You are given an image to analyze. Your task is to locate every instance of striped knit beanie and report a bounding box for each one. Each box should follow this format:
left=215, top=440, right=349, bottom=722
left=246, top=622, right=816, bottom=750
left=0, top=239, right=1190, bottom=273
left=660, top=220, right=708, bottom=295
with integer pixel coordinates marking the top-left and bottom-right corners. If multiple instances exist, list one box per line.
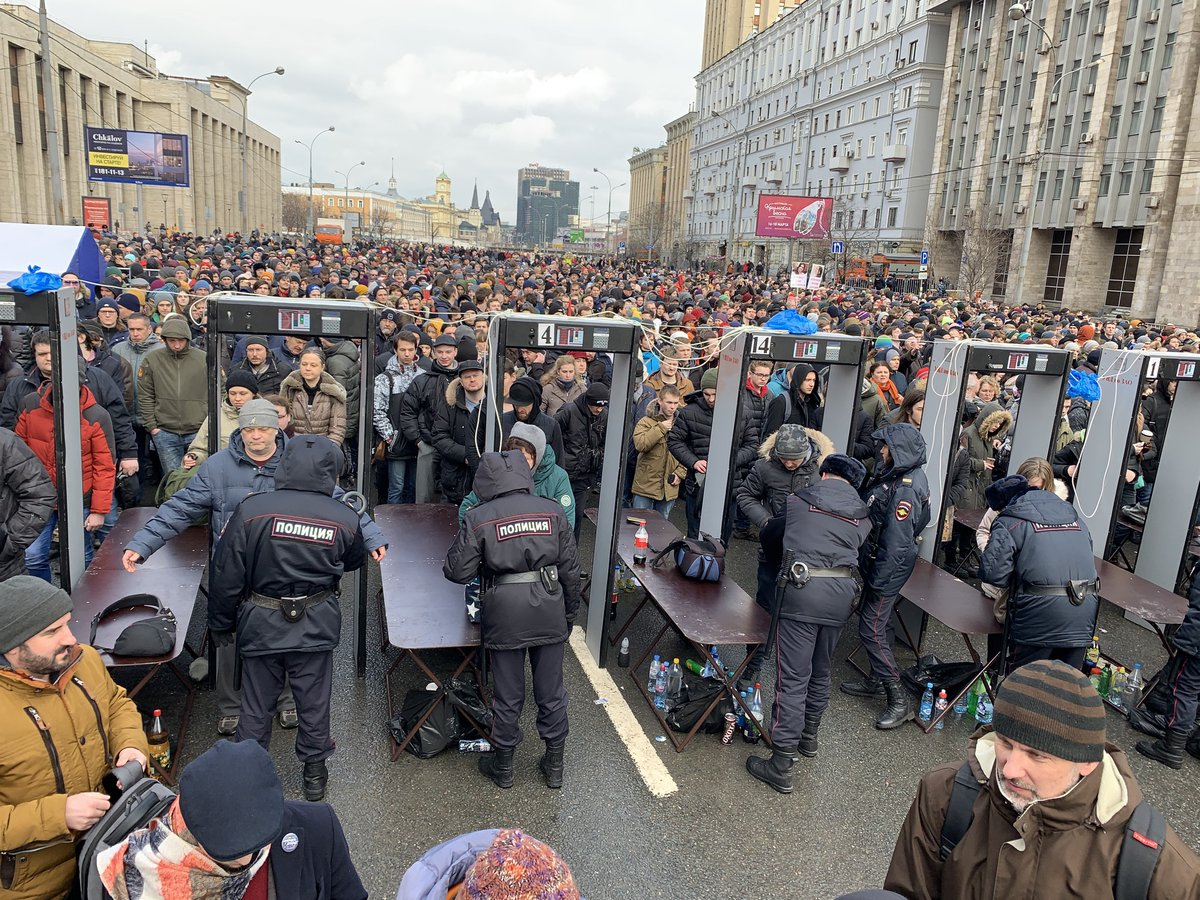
left=463, top=829, right=579, bottom=899
left=993, top=660, right=1106, bottom=763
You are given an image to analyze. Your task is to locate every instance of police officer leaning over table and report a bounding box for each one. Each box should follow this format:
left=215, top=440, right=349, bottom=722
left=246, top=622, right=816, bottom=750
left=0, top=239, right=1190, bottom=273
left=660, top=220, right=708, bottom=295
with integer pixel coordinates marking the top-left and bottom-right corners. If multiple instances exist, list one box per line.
left=208, top=434, right=368, bottom=803
left=444, top=450, right=582, bottom=791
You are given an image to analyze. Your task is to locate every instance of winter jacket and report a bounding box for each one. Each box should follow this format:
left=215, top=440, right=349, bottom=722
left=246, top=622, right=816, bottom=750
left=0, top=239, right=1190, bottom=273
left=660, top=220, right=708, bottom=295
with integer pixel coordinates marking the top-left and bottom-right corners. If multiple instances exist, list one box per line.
left=884, top=732, right=1200, bottom=900
left=944, top=443, right=973, bottom=510
left=862, top=423, right=931, bottom=597
left=978, top=488, right=1098, bottom=649
left=735, top=429, right=833, bottom=528
left=112, top=334, right=162, bottom=424
left=125, top=430, right=386, bottom=562
left=398, top=359, right=458, bottom=446
left=232, top=352, right=293, bottom=396
left=186, top=400, right=241, bottom=465
left=1140, top=380, right=1173, bottom=482
left=0, top=427, right=54, bottom=581
left=871, top=376, right=904, bottom=410
left=444, top=452, right=582, bottom=651
left=396, top=829, right=502, bottom=900
left=667, top=388, right=759, bottom=478
left=0, top=645, right=147, bottom=900
left=372, top=355, right=423, bottom=458
left=137, top=340, right=208, bottom=434
left=860, top=380, right=889, bottom=432
left=644, top=371, right=687, bottom=396
left=555, top=393, right=608, bottom=486
left=632, top=400, right=687, bottom=502
left=759, top=477, right=872, bottom=625
left=86, top=343, right=132, bottom=411
left=741, top=380, right=770, bottom=454
left=962, top=402, right=1014, bottom=509
left=0, top=365, right=135, bottom=462
left=279, top=370, right=348, bottom=445
left=209, top=436, right=367, bottom=656
left=1067, top=395, right=1092, bottom=434
left=466, top=378, right=566, bottom=475
left=432, top=377, right=483, bottom=506
left=540, top=375, right=584, bottom=417
left=322, top=340, right=361, bottom=439
left=1174, top=565, right=1200, bottom=658
left=459, top=444, right=575, bottom=529
left=762, top=363, right=823, bottom=437
left=16, top=384, right=116, bottom=516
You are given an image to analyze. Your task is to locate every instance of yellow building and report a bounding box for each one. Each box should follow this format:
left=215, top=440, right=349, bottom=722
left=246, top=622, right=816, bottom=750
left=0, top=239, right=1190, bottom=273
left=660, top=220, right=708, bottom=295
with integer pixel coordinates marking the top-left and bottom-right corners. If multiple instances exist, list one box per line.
left=663, top=111, right=695, bottom=262
left=627, top=146, right=668, bottom=257
left=415, top=172, right=499, bottom=244
left=701, top=0, right=804, bottom=68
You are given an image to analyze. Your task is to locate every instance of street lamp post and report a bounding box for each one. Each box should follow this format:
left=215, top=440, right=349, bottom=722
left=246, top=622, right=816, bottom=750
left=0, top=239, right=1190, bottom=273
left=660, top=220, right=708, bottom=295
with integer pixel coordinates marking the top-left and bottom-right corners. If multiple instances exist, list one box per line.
left=296, top=126, right=336, bottom=237
left=336, top=161, right=365, bottom=234
left=238, top=67, right=284, bottom=235
left=593, top=167, right=620, bottom=252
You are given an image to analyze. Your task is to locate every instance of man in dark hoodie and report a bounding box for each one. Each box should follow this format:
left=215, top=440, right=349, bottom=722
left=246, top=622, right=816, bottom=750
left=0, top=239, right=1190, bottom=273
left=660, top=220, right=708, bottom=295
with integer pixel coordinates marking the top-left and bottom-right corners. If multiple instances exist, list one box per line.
left=444, top=451, right=582, bottom=790
left=840, top=423, right=931, bottom=730
left=465, top=375, right=566, bottom=477
left=746, top=454, right=873, bottom=793
left=556, top=382, right=610, bottom=542
left=209, top=435, right=369, bottom=801
left=400, top=333, right=459, bottom=502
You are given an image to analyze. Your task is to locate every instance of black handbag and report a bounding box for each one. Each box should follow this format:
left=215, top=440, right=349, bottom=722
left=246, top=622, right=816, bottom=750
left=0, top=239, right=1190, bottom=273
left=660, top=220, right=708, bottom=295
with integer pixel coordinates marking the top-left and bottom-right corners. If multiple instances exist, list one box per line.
left=650, top=533, right=726, bottom=582
left=89, top=594, right=177, bottom=658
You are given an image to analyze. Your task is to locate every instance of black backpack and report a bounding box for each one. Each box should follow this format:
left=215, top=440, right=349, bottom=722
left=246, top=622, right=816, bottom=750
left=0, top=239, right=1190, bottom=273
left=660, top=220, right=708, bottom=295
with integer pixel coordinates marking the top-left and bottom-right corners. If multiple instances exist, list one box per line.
left=77, top=767, right=175, bottom=899
left=939, top=761, right=1165, bottom=900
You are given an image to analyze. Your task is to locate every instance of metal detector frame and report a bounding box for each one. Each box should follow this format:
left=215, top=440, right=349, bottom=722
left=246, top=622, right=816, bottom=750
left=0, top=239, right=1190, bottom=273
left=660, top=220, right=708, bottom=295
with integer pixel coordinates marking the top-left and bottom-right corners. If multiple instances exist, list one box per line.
left=918, top=340, right=1071, bottom=559
left=486, top=313, right=639, bottom=666
left=0, top=287, right=86, bottom=588
left=1074, top=349, right=1200, bottom=593
left=702, top=329, right=870, bottom=538
left=207, top=294, right=375, bottom=676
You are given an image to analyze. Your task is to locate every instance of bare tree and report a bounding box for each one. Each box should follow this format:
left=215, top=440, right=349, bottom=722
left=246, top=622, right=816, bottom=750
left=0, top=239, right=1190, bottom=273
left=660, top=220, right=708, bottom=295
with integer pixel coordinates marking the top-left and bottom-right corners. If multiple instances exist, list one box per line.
left=958, top=206, right=1013, bottom=301
left=923, top=206, right=955, bottom=288
left=628, top=201, right=669, bottom=259
left=368, top=205, right=394, bottom=241
left=281, top=193, right=308, bottom=234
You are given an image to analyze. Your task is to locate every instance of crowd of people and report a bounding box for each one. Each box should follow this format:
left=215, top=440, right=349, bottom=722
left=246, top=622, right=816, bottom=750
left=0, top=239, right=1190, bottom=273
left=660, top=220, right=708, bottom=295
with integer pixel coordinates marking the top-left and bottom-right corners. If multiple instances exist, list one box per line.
left=1, top=228, right=1199, bottom=898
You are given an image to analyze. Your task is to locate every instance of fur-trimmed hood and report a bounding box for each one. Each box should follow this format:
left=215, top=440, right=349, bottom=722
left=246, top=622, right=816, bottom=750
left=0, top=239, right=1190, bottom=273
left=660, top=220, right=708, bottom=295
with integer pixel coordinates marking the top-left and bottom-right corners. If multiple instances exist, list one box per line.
left=759, top=426, right=835, bottom=462
left=445, top=374, right=486, bottom=407
left=976, top=401, right=1013, bottom=441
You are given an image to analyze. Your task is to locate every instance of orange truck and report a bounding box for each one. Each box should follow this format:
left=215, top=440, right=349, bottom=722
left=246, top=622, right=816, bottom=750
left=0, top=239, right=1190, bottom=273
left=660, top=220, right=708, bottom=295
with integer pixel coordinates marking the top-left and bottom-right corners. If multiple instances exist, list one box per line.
left=315, top=217, right=344, bottom=245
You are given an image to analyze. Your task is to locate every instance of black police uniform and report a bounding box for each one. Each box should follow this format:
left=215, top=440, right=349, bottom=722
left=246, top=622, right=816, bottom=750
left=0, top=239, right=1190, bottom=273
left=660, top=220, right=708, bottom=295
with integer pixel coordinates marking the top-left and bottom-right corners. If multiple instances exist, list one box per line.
left=444, top=451, right=582, bottom=789
left=209, top=435, right=367, bottom=798
left=843, top=424, right=930, bottom=729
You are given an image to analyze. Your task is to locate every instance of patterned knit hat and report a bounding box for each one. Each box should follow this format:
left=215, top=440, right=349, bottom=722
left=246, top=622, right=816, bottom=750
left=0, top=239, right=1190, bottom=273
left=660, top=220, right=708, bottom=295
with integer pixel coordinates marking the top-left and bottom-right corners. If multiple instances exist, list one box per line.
left=462, top=829, right=580, bottom=900
left=993, top=660, right=1106, bottom=763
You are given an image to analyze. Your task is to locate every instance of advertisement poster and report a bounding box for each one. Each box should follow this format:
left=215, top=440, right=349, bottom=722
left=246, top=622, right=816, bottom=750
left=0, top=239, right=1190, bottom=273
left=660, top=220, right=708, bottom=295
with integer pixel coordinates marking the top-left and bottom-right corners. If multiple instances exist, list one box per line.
left=80, top=196, right=111, bottom=230
left=755, top=195, right=833, bottom=239
left=85, top=127, right=190, bottom=187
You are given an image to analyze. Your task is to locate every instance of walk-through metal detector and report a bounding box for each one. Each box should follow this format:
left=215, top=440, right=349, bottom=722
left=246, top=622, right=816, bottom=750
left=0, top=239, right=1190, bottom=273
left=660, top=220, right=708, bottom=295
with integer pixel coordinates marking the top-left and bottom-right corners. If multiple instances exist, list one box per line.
left=208, top=294, right=375, bottom=676
left=0, top=286, right=86, bottom=587
left=1074, top=349, right=1200, bottom=592
left=486, top=313, right=639, bottom=666
left=702, top=329, right=870, bottom=538
left=919, top=340, right=1071, bottom=559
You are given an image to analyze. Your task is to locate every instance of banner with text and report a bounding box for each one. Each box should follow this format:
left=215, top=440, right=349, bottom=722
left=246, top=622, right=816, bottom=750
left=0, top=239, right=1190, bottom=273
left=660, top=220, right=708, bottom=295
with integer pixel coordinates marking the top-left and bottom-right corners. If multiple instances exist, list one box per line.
left=80, top=196, right=111, bottom=230
left=755, top=195, right=833, bottom=239
left=85, top=127, right=190, bottom=187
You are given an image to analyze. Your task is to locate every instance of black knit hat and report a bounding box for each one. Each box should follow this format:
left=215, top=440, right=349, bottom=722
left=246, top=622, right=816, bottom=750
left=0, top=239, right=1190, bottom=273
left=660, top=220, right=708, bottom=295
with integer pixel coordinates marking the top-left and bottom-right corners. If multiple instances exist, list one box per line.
left=224, top=369, right=259, bottom=396
left=993, top=660, right=1106, bottom=763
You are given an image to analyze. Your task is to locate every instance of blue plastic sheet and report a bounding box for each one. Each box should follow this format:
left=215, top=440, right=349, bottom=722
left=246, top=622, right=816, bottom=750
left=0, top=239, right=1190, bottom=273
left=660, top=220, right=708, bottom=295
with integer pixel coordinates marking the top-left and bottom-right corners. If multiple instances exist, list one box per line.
left=1066, top=368, right=1100, bottom=402
left=6, top=266, right=62, bottom=295
left=762, top=309, right=818, bottom=335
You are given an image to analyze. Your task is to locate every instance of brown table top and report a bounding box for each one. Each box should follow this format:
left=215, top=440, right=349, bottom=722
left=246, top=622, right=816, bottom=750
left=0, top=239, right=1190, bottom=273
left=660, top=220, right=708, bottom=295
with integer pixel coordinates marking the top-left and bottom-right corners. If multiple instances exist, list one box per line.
left=592, top=508, right=768, bottom=645
left=953, top=508, right=986, bottom=531
left=376, top=504, right=479, bottom=650
left=902, top=559, right=1003, bottom=636
left=1095, top=558, right=1187, bottom=626
left=90, top=507, right=208, bottom=571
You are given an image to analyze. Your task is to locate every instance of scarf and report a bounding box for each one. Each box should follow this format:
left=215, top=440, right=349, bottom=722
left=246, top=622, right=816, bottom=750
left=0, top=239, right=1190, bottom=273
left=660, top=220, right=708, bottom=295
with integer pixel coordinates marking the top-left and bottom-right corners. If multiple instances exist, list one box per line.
left=98, top=799, right=269, bottom=900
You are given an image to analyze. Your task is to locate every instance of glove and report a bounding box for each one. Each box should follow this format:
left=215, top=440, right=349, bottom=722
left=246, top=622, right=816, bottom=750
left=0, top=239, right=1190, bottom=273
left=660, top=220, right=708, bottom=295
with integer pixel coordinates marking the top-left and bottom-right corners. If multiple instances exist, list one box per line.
left=211, top=630, right=236, bottom=648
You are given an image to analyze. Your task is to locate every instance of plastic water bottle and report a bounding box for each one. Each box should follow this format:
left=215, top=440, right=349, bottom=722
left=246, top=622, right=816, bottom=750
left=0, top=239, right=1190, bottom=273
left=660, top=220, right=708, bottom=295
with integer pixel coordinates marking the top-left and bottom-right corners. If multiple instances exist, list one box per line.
left=666, top=659, right=683, bottom=706
left=647, top=655, right=661, bottom=694
left=750, top=683, right=765, bottom=739
left=953, top=689, right=969, bottom=719
left=933, top=690, right=949, bottom=731
left=975, top=689, right=993, bottom=725
left=918, top=682, right=935, bottom=723
left=1110, top=667, right=1128, bottom=710
left=700, top=655, right=715, bottom=679
left=653, top=663, right=668, bottom=709
left=736, top=691, right=748, bottom=729
left=1126, top=663, right=1145, bottom=710
left=710, top=646, right=724, bottom=673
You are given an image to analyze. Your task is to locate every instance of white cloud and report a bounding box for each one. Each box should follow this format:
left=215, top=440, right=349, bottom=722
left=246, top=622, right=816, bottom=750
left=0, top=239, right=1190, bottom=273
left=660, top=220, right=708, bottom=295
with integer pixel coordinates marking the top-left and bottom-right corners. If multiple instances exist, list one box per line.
left=472, top=114, right=557, bottom=146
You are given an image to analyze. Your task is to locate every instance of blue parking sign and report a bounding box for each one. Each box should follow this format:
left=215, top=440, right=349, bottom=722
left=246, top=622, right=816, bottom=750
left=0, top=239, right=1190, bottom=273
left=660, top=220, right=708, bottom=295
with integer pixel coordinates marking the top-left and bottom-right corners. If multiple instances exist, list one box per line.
left=920, top=249, right=929, bottom=265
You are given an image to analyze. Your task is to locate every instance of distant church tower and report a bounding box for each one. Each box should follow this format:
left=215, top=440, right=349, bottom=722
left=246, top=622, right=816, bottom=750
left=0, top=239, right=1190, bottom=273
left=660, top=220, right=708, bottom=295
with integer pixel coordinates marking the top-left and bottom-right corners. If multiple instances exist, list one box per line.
left=435, top=171, right=452, bottom=206
left=386, top=158, right=398, bottom=197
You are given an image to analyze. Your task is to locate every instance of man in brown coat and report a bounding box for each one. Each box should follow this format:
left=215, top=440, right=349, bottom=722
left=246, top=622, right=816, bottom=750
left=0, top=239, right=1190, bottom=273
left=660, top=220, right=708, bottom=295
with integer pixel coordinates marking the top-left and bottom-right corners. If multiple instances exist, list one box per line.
left=885, top=660, right=1200, bottom=900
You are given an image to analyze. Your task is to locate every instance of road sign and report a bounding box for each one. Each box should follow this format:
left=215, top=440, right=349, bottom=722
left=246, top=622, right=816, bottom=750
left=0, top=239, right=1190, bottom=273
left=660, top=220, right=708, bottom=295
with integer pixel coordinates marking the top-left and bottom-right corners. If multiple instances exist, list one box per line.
left=618, top=241, right=626, bottom=250
left=831, top=240, right=845, bottom=254
left=920, top=249, right=929, bottom=265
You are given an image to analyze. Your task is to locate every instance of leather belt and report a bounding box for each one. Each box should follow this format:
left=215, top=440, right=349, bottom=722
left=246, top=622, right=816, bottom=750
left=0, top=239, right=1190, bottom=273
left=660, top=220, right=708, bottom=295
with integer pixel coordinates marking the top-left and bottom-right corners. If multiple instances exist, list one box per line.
left=249, top=589, right=333, bottom=623
left=493, top=566, right=558, bottom=586
left=1020, top=580, right=1100, bottom=597
left=788, top=562, right=855, bottom=587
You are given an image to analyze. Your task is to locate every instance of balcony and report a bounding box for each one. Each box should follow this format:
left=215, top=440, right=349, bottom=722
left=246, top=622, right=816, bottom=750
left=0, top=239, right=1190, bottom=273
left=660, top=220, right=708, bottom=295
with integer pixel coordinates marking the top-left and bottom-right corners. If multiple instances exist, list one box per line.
left=765, top=171, right=783, bottom=185
left=883, top=143, right=908, bottom=162
left=682, top=189, right=695, bottom=200
left=742, top=178, right=759, bottom=190
left=828, top=157, right=850, bottom=173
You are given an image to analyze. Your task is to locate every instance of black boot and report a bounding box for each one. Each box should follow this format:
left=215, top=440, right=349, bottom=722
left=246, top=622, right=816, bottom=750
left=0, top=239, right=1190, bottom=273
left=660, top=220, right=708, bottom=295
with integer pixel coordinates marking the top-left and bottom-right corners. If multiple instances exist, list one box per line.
left=538, top=741, right=565, bottom=789
left=302, top=760, right=328, bottom=802
left=1136, top=727, right=1188, bottom=769
left=840, top=675, right=885, bottom=697
left=746, top=749, right=796, bottom=794
left=479, top=747, right=515, bottom=789
left=875, top=681, right=913, bottom=730
left=1187, top=728, right=1200, bottom=761
left=736, top=669, right=761, bottom=693
left=798, top=719, right=820, bottom=758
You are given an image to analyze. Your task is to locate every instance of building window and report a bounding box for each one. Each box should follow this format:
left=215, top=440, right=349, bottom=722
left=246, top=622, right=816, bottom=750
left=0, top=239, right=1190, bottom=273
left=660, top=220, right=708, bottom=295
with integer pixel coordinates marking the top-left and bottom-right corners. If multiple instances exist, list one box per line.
left=1141, top=161, right=1155, bottom=192
left=1108, top=106, right=1122, bottom=138
left=1163, top=32, right=1176, bottom=67
left=1044, top=229, right=1072, bottom=304
left=908, top=40, right=918, bottom=62
left=1070, top=166, right=1083, bottom=199
left=868, top=135, right=876, bottom=156
left=1099, top=163, right=1112, bottom=195
left=874, top=208, right=882, bottom=228
left=8, top=44, right=23, bottom=145
left=1117, top=44, right=1131, bottom=78
left=1128, top=99, right=1143, bottom=135
left=902, top=86, right=913, bottom=107
left=1118, top=161, right=1134, bottom=195
left=1105, top=228, right=1143, bottom=308
left=993, top=231, right=1014, bottom=297
left=1150, top=95, right=1166, bottom=132
left=1037, top=171, right=1048, bottom=200
left=1060, top=114, right=1073, bottom=146
left=1053, top=169, right=1065, bottom=200
left=887, top=207, right=898, bottom=226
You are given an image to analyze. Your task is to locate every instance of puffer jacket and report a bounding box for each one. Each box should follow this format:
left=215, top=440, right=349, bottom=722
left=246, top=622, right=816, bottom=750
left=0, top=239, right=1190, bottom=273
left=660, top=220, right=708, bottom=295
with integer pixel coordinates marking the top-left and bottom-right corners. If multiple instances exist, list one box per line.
left=962, top=402, right=1013, bottom=509
left=631, top=400, right=687, bottom=502
left=0, top=427, right=54, bottom=581
left=978, top=488, right=1098, bottom=648
left=432, top=377, right=482, bottom=506
left=759, top=477, right=872, bottom=625
left=372, top=355, right=423, bottom=455
left=395, top=830, right=503, bottom=900
left=322, top=340, right=361, bottom=439
left=460, top=444, right=575, bottom=529
left=0, top=366, right=134, bottom=463
left=667, top=388, right=758, bottom=475
left=186, top=400, right=240, bottom=464
left=16, top=384, right=115, bottom=516
left=540, top=375, right=585, bottom=417
left=735, top=428, right=834, bottom=528
left=884, top=731, right=1200, bottom=900
left=762, top=363, right=824, bottom=437
left=280, top=370, right=348, bottom=445
left=860, top=379, right=889, bottom=432
left=398, top=359, right=458, bottom=446
left=137, top=340, right=208, bottom=433
left=0, top=646, right=147, bottom=900
left=862, top=423, right=931, bottom=597
left=444, top=452, right=582, bottom=651
left=86, top=343, right=132, bottom=411
left=555, top=393, right=608, bottom=485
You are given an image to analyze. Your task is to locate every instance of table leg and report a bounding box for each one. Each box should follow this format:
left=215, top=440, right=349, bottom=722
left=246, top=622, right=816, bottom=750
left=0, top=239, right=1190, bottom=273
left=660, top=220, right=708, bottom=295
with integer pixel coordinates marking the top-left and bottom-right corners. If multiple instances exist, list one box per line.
left=608, top=593, right=651, bottom=647
left=386, top=648, right=482, bottom=761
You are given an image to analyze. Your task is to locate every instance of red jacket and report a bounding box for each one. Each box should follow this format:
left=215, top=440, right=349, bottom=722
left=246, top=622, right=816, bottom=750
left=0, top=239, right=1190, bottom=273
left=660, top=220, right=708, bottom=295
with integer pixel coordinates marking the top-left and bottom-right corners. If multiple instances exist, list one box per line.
left=16, top=384, right=116, bottom=515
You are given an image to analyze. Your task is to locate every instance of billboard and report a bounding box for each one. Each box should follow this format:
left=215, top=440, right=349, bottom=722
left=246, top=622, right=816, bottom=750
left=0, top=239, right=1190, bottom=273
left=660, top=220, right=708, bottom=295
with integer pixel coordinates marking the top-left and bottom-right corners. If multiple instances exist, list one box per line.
left=755, top=195, right=833, bottom=239
left=80, top=196, right=111, bottom=230
left=85, top=126, right=190, bottom=187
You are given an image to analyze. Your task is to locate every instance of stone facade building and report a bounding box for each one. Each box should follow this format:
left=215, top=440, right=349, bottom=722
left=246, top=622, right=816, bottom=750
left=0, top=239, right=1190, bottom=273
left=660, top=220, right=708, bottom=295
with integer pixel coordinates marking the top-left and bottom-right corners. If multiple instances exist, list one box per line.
left=664, top=110, right=696, bottom=263
left=627, top=145, right=668, bottom=256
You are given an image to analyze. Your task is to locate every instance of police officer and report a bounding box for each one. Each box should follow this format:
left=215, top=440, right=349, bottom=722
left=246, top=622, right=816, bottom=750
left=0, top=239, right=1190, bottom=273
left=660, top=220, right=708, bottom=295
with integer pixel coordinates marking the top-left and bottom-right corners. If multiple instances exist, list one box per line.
left=747, top=454, right=873, bottom=794
left=208, top=434, right=368, bottom=802
left=444, top=450, right=582, bottom=790
left=840, top=423, right=931, bottom=730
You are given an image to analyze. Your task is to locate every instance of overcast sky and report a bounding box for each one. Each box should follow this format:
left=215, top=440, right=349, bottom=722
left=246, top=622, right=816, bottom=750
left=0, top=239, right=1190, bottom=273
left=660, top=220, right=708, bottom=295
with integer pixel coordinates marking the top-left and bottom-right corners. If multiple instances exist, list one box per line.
left=49, top=0, right=703, bottom=226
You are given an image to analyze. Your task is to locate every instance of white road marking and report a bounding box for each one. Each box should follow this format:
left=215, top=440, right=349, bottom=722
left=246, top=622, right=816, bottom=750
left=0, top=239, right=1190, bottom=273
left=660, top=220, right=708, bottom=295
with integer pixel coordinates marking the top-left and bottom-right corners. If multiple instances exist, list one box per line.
left=568, top=626, right=678, bottom=798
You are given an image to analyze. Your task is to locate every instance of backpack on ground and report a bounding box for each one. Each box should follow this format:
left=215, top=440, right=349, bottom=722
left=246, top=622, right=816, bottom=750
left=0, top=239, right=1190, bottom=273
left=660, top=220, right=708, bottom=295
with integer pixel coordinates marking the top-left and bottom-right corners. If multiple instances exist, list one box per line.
left=77, top=765, right=175, bottom=899
left=939, top=760, right=1165, bottom=900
